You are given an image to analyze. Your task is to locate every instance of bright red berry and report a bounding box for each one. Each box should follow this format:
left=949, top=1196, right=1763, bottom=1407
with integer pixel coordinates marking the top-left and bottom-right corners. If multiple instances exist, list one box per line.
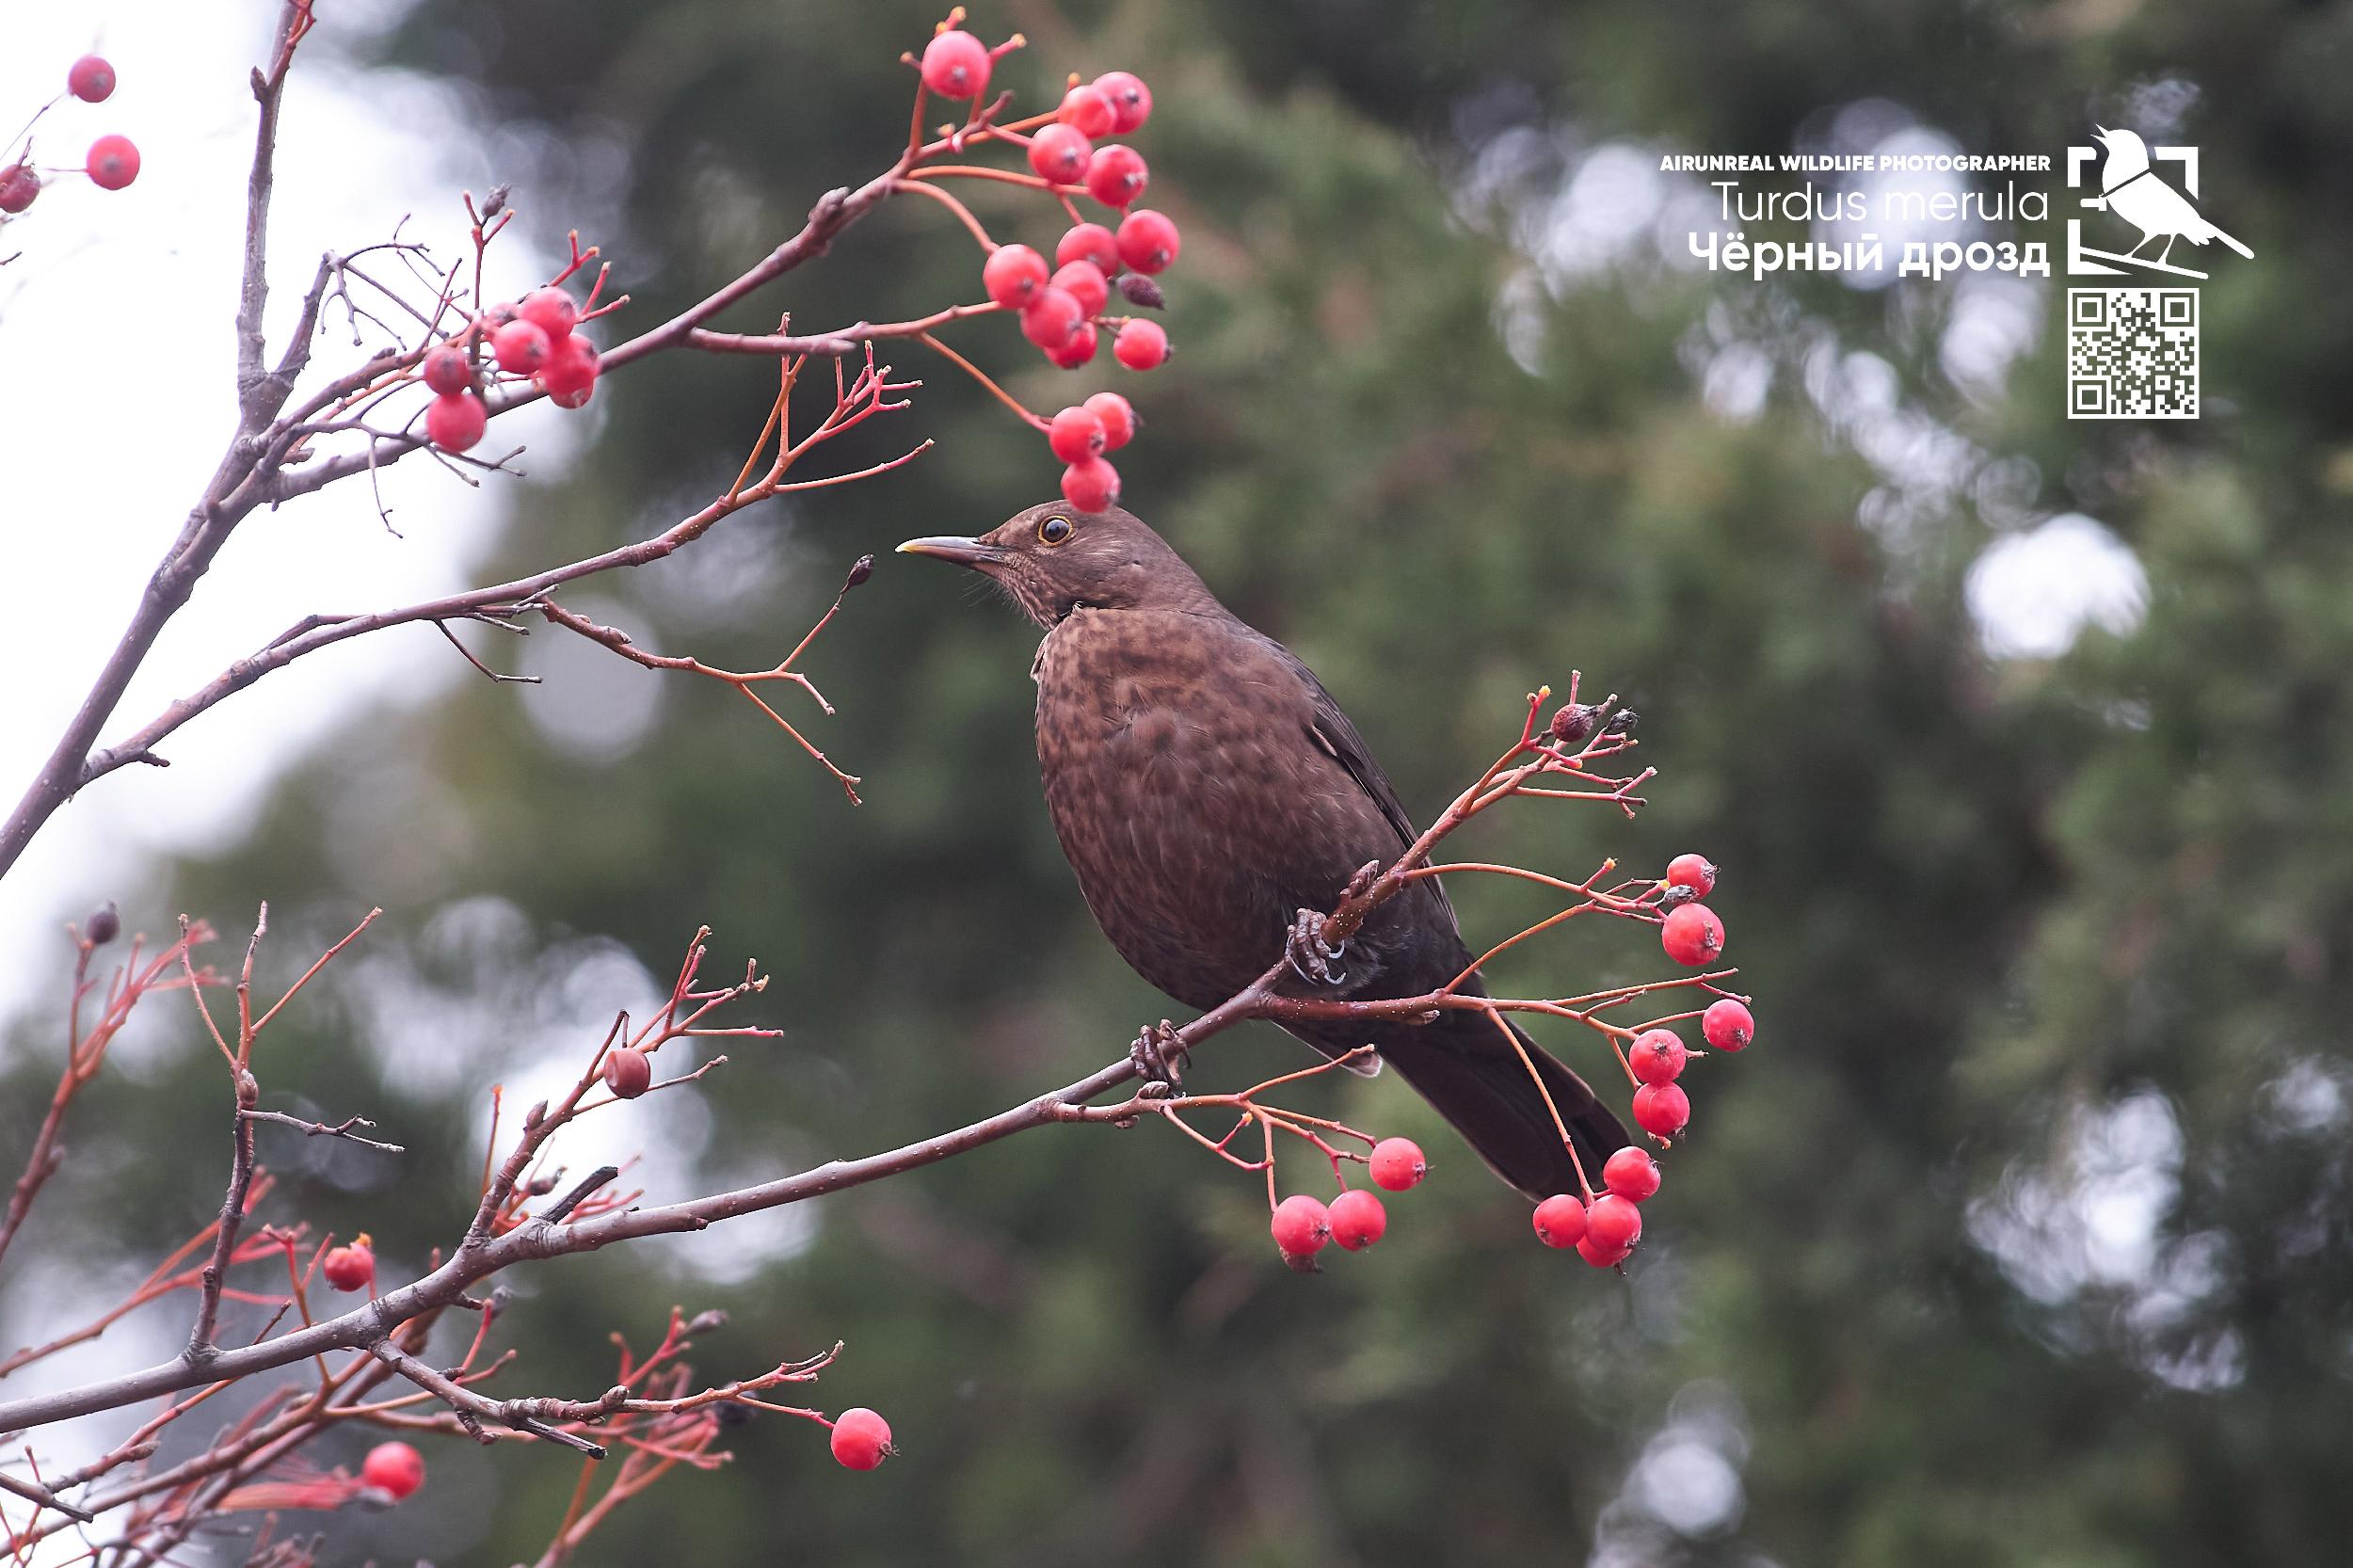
left=982, top=244, right=1048, bottom=310
left=86, top=135, right=139, bottom=191
left=1113, top=318, right=1168, bottom=370
left=517, top=287, right=579, bottom=340
left=1051, top=259, right=1109, bottom=317
left=1270, top=1193, right=1332, bottom=1256
left=829, top=1408, right=893, bottom=1470
left=602, top=1047, right=652, bottom=1098
left=492, top=318, right=552, bottom=375
left=1020, top=285, right=1084, bottom=350
left=1084, top=392, right=1136, bottom=451
left=1056, top=222, right=1120, bottom=276
left=1666, top=853, right=1718, bottom=896
left=539, top=334, right=600, bottom=407
left=1632, top=1081, right=1691, bottom=1139
left=1048, top=405, right=1107, bottom=463
left=1115, top=209, right=1180, bottom=274
left=1627, top=1028, right=1686, bottom=1085
left=1060, top=455, right=1120, bottom=512
left=1060, top=84, right=1116, bottom=137
left=1047, top=321, right=1098, bottom=368
left=424, top=391, right=486, bottom=452
left=1660, top=903, right=1724, bottom=967
left=1368, top=1137, right=1428, bottom=1192
left=1586, top=1192, right=1642, bottom=1254
left=1027, top=122, right=1093, bottom=184
left=322, top=1239, right=375, bottom=1292
left=920, top=28, right=991, bottom=100
left=422, top=345, right=473, bottom=395
left=1702, top=998, right=1753, bottom=1051
left=1328, top=1189, right=1387, bottom=1251
left=1577, top=1231, right=1633, bottom=1269
left=68, top=56, right=118, bottom=104
left=1603, top=1146, right=1662, bottom=1203
left=1084, top=144, right=1148, bottom=208
left=0, top=165, right=39, bottom=216
left=1532, top=1193, right=1587, bottom=1248
left=1093, top=71, right=1153, bottom=133
left=360, top=1441, right=424, bottom=1500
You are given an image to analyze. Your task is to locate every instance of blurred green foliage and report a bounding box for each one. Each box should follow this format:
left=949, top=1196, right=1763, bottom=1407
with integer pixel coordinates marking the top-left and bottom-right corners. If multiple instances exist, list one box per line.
left=6, top=0, right=2351, bottom=1563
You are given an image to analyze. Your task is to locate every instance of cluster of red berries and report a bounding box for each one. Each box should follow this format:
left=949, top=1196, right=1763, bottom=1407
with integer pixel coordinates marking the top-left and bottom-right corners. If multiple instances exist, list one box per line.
left=360, top=1441, right=425, bottom=1501
left=0, top=55, right=140, bottom=217
left=924, top=20, right=1179, bottom=514
left=1658, top=853, right=1727, bottom=968
left=321, top=1235, right=376, bottom=1293
left=418, top=286, right=600, bottom=453
left=829, top=1407, right=893, bottom=1470
left=1266, top=1136, right=1430, bottom=1267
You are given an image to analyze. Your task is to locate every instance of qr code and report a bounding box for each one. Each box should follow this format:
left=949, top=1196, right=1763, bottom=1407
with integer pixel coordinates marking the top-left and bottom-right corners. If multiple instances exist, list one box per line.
left=2067, top=288, right=2198, bottom=419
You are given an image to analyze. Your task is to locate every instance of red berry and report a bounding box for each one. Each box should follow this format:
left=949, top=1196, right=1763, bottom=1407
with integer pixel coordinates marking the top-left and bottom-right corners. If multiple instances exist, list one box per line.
left=492, top=319, right=552, bottom=375
left=0, top=165, right=40, bottom=216
left=539, top=334, right=600, bottom=407
left=1059, top=84, right=1116, bottom=137
left=1603, top=1146, right=1661, bottom=1203
left=920, top=28, right=991, bottom=100
left=1084, top=145, right=1148, bottom=208
left=1112, top=319, right=1168, bottom=371
left=1532, top=1193, right=1588, bottom=1248
left=1051, top=259, right=1109, bottom=317
left=1577, top=1232, right=1633, bottom=1269
left=1368, top=1137, right=1428, bottom=1192
left=1027, top=123, right=1093, bottom=184
left=1084, top=392, right=1136, bottom=451
left=1270, top=1193, right=1332, bottom=1256
left=1627, top=1028, right=1686, bottom=1085
left=322, top=1240, right=375, bottom=1293
left=68, top=56, right=118, bottom=104
left=983, top=243, right=1049, bottom=309
left=86, top=135, right=139, bottom=191
left=1093, top=71, right=1153, bottom=133
left=1702, top=998, right=1753, bottom=1051
left=422, top=345, right=473, bottom=395
left=360, top=1441, right=424, bottom=1500
left=1586, top=1192, right=1642, bottom=1254
left=1048, top=405, right=1106, bottom=463
left=1060, top=456, right=1120, bottom=512
left=1046, top=321, right=1098, bottom=369
left=1328, top=1189, right=1387, bottom=1251
left=1115, top=209, right=1181, bottom=274
left=1632, top=1081, right=1691, bottom=1139
left=829, top=1407, right=892, bottom=1470
left=1666, top=853, right=1718, bottom=896
left=1660, top=903, right=1725, bottom=967
left=1020, top=285, right=1084, bottom=350
left=602, top=1047, right=652, bottom=1098
left=1056, top=222, right=1120, bottom=276
left=424, top=391, right=487, bottom=452
left=517, top=287, right=579, bottom=340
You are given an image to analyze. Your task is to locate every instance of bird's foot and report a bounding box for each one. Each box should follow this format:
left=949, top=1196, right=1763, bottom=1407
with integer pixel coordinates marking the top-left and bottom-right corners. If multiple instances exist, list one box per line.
left=1129, top=1018, right=1188, bottom=1089
left=1286, top=908, right=1349, bottom=986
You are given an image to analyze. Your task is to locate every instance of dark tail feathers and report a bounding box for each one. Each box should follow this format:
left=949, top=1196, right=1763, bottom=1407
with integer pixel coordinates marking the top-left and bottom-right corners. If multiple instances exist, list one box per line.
left=1378, top=1011, right=1628, bottom=1202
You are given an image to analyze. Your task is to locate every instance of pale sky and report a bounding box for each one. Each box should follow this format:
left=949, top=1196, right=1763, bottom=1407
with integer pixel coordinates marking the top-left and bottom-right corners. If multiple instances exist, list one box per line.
left=0, top=1, right=574, bottom=1021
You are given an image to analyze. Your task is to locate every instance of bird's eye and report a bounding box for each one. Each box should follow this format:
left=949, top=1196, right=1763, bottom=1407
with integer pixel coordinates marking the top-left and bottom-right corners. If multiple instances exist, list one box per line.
left=1038, top=515, right=1074, bottom=546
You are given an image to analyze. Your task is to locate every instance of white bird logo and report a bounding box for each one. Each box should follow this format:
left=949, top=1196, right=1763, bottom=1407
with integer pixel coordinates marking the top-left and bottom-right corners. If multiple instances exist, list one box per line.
left=2082, top=127, right=2253, bottom=270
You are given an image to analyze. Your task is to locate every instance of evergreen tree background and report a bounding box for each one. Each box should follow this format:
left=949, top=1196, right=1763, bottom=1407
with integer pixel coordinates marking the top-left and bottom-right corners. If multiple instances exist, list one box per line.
left=5, top=1, right=2349, bottom=1562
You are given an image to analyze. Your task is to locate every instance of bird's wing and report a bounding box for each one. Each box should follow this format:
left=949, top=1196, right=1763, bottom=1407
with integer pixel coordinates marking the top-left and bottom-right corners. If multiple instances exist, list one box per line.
left=1259, top=638, right=1418, bottom=853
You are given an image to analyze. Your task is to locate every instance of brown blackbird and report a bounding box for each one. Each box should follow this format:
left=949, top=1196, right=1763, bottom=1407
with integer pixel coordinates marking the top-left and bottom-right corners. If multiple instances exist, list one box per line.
left=899, top=502, right=1627, bottom=1199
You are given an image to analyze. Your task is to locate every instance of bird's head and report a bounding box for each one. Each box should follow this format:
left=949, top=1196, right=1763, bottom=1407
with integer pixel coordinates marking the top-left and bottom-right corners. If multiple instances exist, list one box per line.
left=2092, top=126, right=2151, bottom=162
left=897, top=502, right=1219, bottom=630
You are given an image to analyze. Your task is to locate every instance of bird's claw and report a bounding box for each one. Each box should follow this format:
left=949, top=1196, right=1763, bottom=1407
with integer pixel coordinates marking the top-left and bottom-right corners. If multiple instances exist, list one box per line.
left=1129, top=1018, right=1188, bottom=1088
left=1287, top=909, right=1348, bottom=986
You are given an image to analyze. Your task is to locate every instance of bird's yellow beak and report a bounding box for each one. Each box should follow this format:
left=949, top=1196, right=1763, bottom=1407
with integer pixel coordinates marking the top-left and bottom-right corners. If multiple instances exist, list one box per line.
left=895, top=536, right=1005, bottom=568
